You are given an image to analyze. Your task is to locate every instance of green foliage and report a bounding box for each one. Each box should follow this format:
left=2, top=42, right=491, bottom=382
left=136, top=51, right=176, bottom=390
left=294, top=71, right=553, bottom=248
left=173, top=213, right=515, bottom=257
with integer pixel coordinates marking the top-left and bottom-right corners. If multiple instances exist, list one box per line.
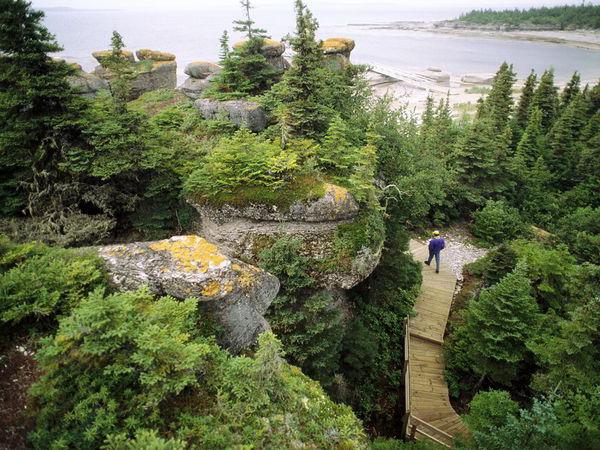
left=0, top=237, right=106, bottom=327
left=30, top=289, right=366, bottom=448
left=531, top=69, right=559, bottom=132
left=340, top=220, right=421, bottom=433
left=0, top=0, right=86, bottom=217
left=555, top=207, right=600, bottom=263
left=276, top=0, right=329, bottom=141
left=468, top=243, right=518, bottom=287
left=513, top=70, right=537, bottom=137
left=465, top=390, right=519, bottom=433
left=207, top=37, right=280, bottom=100
left=459, top=398, right=562, bottom=450
left=184, top=130, right=326, bottom=208
left=462, top=269, right=539, bottom=385
left=105, top=430, right=187, bottom=450
left=472, top=200, right=528, bottom=245
left=458, top=4, right=600, bottom=30
left=103, top=31, right=136, bottom=103
left=259, top=236, right=343, bottom=385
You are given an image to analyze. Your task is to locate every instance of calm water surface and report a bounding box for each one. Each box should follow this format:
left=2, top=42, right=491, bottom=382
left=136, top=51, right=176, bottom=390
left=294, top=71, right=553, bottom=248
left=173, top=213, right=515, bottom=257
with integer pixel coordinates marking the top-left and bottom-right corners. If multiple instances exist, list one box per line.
left=42, top=3, right=600, bottom=84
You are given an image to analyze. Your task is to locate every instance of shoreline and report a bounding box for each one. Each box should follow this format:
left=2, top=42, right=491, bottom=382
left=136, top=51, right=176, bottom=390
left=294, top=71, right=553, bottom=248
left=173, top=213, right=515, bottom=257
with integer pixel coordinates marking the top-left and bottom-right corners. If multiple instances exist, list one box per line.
left=349, top=21, right=600, bottom=51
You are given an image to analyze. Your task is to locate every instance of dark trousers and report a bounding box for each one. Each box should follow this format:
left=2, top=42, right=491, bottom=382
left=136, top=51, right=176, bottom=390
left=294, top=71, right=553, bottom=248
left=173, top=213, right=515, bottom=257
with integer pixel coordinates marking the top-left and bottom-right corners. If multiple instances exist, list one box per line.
left=427, top=250, right=441, bottom=272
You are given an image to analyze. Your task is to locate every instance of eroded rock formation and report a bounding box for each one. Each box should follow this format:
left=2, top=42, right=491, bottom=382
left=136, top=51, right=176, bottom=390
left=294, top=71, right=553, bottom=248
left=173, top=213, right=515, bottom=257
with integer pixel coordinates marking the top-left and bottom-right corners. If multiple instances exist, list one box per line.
left=322, top=37, right=355, bottom=72
left=190, top=184, right=382, bottom=290
left=90, top=48, right=177, bottom=100
left=178, top=61, right=222, bottom=99
left=233, top=38, right=290, bottom=72
left=97, top=235, right=280, bottom=352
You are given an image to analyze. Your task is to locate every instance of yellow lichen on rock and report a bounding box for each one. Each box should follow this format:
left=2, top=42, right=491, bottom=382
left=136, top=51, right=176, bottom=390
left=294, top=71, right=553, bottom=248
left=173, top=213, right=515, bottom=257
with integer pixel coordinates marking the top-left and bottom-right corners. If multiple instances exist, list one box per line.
left=322, top=38, right=355, bottom=55
left=136, top=49, right=176, bottom=62
left=201, top=280, right=222, bottom=297
left=325, top=183, right=350, bottom=203
left=148, top=235, right=228, bottom=273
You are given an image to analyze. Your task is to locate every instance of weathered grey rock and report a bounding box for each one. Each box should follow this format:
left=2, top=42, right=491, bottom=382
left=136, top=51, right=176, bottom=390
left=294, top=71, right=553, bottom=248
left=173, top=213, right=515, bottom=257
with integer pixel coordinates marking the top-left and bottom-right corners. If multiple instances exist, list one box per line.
left=324, top=53, right=351, bottom=72
left=266, top=55, right=291, bottom=71
left=322, top=38, right=356, bottom=57
left=177, top=76, right=212, bottom=99
left=427, top=66, right=443, bottom=72
left=184, top=61, right=222, bottom=79
left=194, top=98, right=267, bottom=132
left=190, top=184, right=382, bottom=289
left=94, top=60, right=177, bottom=100
left=67, top=71, right=109, bottom=99
left=92, top=50, right=135, bottom=65
left=52, top=57, right=83, bottom=71
left=97, top=235, right=280, bottom=352
left=419, top=69, right=451, bottom=83
left=136, top=49, right=176, bottom=62
left=461, top=73, right=495, bottom=85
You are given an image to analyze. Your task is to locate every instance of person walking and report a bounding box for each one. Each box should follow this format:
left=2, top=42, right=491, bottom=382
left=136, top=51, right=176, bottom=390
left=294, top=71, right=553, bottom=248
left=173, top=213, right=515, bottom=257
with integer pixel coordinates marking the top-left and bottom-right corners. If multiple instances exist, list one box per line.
left=425, top=230, right=445, bottom=274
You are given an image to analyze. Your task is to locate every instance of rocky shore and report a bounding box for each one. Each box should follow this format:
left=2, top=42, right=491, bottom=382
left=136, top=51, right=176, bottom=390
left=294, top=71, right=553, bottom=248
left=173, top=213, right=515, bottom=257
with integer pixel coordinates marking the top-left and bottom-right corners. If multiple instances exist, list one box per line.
left=350, top=20, right=600, bottom=51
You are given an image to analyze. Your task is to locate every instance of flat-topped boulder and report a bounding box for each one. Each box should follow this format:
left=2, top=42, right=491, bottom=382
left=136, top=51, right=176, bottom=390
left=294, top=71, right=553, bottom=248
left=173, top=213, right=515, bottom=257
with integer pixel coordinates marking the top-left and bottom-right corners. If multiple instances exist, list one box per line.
left=184, top=60, right=222, bottom=79
left=98, top=235, right=279, bottom=352
left=322, top=37, right=355, bottom=57
left=190, top=184, right=382, bottom=290
left=136, top=49, right=176, bottom=62
left=461, top=73, right=495, bottom=85
left=94, top=60, right=177, bottom=100
left=233, top=38, right=285, bottom=57
left=194, top=98, right=267, bottom=132
left=92, top=50, right=135, bottom=65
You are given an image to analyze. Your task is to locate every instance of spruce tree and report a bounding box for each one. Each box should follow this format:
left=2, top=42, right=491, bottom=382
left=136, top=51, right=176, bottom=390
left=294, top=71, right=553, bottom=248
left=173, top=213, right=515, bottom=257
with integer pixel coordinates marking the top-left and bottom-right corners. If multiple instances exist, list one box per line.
left=452, top=117, right=510, bottom=211
left=0, top=0, right=84, bottom=216
left=560, top=71, right=581, bottom=109
left=546, top=93, right=587, bottom=190
left=485, top=62, right=517, bottom=132
left=515, top=107, right=545, bottom=166
left=513, top=70, right=537, bottom=137
left=465, top=269, right=539, bottom=385
left=233, top=0, right=268, bottom=40
left=104, top=31, right=135, bottom=104
left=218, top=30, right=230, bottom=64
left=531, top=69, right=559, bottom=132
left=278, top=0, right=328, bottom=142
left=573, top=111, right=600, bottom=207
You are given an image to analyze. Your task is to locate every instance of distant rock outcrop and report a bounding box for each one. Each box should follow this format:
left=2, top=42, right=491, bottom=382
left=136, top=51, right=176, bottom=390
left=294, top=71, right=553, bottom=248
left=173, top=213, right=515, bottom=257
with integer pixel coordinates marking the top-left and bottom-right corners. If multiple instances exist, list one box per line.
left=419, top=68, right=451, bottom=83
left=190, top=184, right=382, bottom=290
left=97, top=235, right=280, bottom=352
left=194, top=98, right=267, bottom=132
left=178, top=61, right=222, bottom=99
left=461, top=73, right=495, bottom=84
left=322, top=37, right=355, bottom=71
left=91, top=48, right=177, bottom=100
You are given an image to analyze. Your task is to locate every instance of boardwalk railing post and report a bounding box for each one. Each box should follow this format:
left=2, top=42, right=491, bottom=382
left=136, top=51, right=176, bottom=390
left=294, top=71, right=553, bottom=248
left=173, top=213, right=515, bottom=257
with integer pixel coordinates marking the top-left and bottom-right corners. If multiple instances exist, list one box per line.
left=401, top=411, right=410, bottom=438
left=409, top=424, right=417, bottom=441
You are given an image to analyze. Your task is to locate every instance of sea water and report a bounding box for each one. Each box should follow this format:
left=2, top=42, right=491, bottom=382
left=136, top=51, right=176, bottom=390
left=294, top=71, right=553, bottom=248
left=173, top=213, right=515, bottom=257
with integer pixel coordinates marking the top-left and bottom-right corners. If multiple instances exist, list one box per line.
left=41, top=2, right=600, bottom=84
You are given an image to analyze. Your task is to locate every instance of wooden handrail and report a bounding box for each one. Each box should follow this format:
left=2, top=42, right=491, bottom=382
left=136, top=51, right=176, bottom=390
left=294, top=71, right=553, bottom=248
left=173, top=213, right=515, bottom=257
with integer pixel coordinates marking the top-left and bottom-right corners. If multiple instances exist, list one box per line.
left=410, top=415, right=454, bottom=441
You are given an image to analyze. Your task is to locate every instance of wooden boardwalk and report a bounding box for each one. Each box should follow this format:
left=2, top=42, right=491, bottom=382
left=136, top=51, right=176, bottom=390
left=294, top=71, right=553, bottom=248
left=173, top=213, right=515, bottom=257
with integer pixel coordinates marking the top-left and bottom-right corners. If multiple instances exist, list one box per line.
left=402, top=240, right=468, bottom=447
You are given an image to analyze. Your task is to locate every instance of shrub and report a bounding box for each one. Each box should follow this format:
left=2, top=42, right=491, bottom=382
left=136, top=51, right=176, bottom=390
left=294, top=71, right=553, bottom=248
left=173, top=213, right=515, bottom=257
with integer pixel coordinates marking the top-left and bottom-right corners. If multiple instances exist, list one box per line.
left=465, top=390, right=519, bottom=433
left=0, top=238, right=106, bottom=327
left=472, top=200, right=528, bottom=245
left=467, top=243, right=518, bottom=287
left=30, top=289, right=366, bottom=448
left=463, top=269, right=539, bottom=385
left=555, top=207, right=600, bottom=263
left=184, top=130, right=324, bottom=207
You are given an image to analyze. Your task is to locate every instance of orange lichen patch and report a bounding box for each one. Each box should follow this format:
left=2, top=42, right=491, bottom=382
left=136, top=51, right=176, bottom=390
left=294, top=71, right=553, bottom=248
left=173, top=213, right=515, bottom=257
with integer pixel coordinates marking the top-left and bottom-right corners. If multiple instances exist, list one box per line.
left=201, top=280, right=222, bottom=297
left=322, top=37, right=355, bottom=54
left=325, top=183, right=349, bottom=203
left=236, top=268, right=257, bottom=288
left=148, top=235, right=228, bottom=273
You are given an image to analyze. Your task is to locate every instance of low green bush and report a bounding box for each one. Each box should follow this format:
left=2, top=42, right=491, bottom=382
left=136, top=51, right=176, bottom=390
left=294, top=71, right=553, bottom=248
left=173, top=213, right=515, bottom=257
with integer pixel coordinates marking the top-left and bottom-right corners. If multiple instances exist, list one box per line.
left=555, top=207, right=600, bottom=263
left=30, top=288, right=366, bottom=449
left=185, top=130, right=325, bottom=208
left=472, top=200, right=528, bottom=245
left=0, top=237, right=106, bottom=327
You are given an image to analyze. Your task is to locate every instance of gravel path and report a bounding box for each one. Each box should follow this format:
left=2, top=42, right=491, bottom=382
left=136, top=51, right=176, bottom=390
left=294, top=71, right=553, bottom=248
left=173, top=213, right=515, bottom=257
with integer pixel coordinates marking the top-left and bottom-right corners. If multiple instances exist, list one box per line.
left=415, top=226, right=487, bottom=281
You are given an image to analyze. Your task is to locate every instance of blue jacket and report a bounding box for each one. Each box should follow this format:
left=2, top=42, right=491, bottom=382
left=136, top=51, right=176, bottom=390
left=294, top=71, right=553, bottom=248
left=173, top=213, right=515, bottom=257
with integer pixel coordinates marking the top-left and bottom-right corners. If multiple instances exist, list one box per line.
left=429, top=238, right=445, bottom=253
